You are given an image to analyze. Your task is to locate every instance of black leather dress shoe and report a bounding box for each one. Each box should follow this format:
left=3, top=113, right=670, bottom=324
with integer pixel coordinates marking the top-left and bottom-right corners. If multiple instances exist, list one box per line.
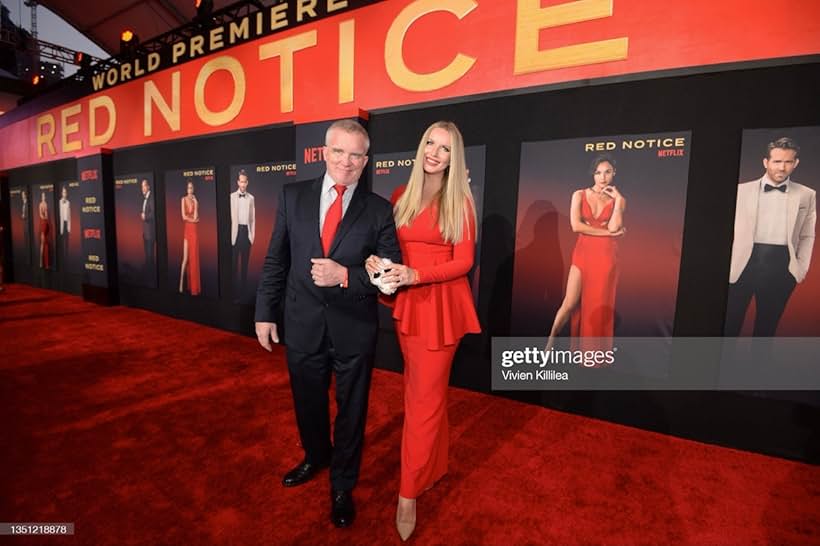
left=330, top=489, right=355, bottom=527
left=281, top=460, right=327, bottom=487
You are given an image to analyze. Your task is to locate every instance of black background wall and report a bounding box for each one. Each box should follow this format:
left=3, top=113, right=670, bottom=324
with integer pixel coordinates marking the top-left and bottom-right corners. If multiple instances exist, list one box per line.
left=368, top=59, right=820, bottom=463
left=2, top=60, right=818, bottom=462
left=6, top=158, right=78, bottom=292
left=110, top=123, right=294, bottom=332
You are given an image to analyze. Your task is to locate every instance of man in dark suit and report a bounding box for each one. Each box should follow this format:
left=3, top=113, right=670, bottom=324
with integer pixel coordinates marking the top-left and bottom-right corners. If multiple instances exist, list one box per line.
left=140, top=179, right=156, bottom=279
left=255, top=119, right=401, bottom=528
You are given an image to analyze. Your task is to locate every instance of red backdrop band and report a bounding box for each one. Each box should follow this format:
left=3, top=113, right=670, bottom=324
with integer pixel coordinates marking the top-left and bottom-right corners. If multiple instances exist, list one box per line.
left=2, top=0, right=819, bottom=170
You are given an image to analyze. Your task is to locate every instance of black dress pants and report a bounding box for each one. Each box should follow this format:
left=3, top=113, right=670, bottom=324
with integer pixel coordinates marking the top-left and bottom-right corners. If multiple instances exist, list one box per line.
left=286, top=336, right=374, bottom=491
left=725, top=244, right=796, bottom=336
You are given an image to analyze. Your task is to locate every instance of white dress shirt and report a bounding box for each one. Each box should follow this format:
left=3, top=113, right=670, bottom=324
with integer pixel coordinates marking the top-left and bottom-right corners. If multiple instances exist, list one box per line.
left=754, top=175, right=789, bottom=245
left=319, top=173, right=357, bottom=232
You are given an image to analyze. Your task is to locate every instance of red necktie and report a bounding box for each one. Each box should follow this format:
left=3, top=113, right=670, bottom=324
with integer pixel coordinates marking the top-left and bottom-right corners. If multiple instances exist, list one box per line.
left=321, top=184, right=347, bottom=256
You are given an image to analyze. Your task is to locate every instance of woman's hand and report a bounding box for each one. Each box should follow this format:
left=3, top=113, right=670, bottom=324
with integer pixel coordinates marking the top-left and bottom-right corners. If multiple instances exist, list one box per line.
left=380, top=263, right=418, bottom=288
left=365, top=255, right=383, bottom=275
left=610, top=226, right=626, bottom=237
left=602, top=185, right=622, bottom=200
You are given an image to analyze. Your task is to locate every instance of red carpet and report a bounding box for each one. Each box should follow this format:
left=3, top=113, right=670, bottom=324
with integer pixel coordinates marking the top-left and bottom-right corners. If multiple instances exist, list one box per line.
left=1, top=284, right=818, bottom=545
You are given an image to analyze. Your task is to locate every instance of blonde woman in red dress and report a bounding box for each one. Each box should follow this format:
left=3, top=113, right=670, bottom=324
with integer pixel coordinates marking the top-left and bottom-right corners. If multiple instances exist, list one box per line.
left=367, top=121, right=480, bottom=541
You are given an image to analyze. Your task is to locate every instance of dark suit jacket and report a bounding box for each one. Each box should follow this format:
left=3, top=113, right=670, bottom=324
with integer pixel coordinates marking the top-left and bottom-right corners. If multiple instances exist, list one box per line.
left=255, top=176, right=401, bottom=355
left=142, top=193, right=155, bottom=241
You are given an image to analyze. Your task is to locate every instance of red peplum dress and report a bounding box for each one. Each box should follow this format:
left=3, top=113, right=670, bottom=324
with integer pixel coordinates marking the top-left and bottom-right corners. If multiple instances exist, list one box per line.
left=183, top=198, right=201, bottom=296
left=388, top=186, right=481, bottom=498
left=569, top=191, right=618, bottom=348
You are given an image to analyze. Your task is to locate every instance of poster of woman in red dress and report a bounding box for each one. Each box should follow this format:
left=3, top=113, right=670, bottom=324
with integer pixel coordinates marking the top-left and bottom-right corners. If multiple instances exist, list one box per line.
left=545, top=154, right=625, bottom=351
left=512, top=132, right=691, bottom=342
left=165, top=167, right=218, bottom=298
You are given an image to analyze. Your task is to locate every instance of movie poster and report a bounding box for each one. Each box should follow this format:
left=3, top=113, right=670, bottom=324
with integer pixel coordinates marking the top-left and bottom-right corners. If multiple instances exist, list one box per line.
left=31, top=183, right=57, bottom=271
left=726, top=126, right=820, bottom=337
left=115, top=173, right=157, bottom=288
left=370, top=145, right=486, bottom=329
left=227, top=161, right=296, bottom=304
left=9, top=186, right=31, bottom=266
left=165, top=167, right=218, bottom=298
left=511, top=132, right=691, bottom=340
left=54, top=180, right=81, bottom=274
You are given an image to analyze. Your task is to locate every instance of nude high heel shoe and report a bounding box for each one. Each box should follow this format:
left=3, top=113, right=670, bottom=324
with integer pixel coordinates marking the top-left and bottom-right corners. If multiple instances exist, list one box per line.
left=396, top=495, right=416, bottom=541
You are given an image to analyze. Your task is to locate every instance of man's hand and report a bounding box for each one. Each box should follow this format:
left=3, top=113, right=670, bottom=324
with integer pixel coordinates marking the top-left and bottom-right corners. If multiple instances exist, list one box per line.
left=255, top=322, right=279, bottom=351
left=310, top=258, right=346, bottom=287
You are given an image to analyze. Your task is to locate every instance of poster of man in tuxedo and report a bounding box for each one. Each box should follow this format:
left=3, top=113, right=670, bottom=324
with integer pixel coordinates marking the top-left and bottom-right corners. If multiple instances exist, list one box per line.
left=115, top=173, right=157, bottom=288
left=228, top=162, right=295, bottom=304
left=57, top=181, right=82, bottom=274
left=726, top=127, right=818, bottom=337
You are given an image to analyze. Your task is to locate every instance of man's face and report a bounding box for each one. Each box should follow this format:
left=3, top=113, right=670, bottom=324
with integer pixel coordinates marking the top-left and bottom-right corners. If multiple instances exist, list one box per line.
left=237, top=174, right=249, bottom=193
left=141, top=181, right=149, bottom=195
left=764, top=148, right=799, bottom=184
left=324, top=129, right=368, bottom=186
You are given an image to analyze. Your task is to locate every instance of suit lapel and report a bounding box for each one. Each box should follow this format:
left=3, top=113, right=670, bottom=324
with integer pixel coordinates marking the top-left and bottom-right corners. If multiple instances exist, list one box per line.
left=787, top=183, right=800, bottom=240
left=307, top=178, right=324, bottom=256
left=329, top=183, right=366, bottom=256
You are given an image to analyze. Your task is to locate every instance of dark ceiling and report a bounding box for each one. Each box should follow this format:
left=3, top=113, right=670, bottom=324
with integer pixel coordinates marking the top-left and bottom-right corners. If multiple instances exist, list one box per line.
left=39, top=0, right=237, bottom=56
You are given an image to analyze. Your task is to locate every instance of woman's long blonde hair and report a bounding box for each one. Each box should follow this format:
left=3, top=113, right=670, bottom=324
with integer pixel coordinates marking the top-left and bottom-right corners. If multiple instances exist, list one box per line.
left=393, top=121, right=476, bottom=243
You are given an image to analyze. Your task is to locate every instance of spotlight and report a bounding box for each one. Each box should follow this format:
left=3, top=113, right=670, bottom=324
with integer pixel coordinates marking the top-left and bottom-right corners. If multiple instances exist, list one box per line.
left=120, top=29, right=140, bottom=57
left=32, top=74, right=40, bottom=85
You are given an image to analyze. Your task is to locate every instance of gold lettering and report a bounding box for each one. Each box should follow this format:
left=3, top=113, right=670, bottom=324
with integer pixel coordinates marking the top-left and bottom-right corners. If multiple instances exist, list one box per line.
left=147, top=52, right=161, bottom=71
left=120, top=62, right=132, bottom=82
left=106, top=68, right=118, bottom=86
left=134, top=58, right=145, bottom=77
left=194, top=56, right=246, bottom=126
left=338, top=19, right=355, bottom=103
left=297, top=0, right=317, bottom=22
left=270, top=3, right=288, bottom=30
left=61, top=104, right=82, bottom=153
left=91, top=72, right=105, bottom=91
left=172, top=42, right=186, bottom=63
left=385, top=0, right=477, bottom=92
left=190, top=35, right=205, bottom=58
left=210, top=26, right=225, bottom=50
left=230, top=17, right=250, bottom=44
left=258, top=30, right=318, bottom=113
left=89, top=95, right=116, bottom=146
left=36, top=113, right=57, bottom=158
left=144, top=72, right=181, bottom=136
left=328, top=0, right=348, bottom=12
left=514, top=0, right=628, bottom=75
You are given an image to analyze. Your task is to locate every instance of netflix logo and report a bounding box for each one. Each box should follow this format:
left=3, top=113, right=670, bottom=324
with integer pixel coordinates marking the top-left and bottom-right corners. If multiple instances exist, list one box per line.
left=81, top=169, right=99, bottom=181
left=303, top=146, right=325, bottom=164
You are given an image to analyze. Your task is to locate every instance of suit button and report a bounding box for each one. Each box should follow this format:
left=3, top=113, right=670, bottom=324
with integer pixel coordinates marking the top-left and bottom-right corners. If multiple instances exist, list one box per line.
left=324, top=303, right=329, bottom=308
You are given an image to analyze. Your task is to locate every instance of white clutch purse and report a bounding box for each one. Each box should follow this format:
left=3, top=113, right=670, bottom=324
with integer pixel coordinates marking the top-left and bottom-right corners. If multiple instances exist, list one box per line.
left=368, top=258, right=396, bottom=295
